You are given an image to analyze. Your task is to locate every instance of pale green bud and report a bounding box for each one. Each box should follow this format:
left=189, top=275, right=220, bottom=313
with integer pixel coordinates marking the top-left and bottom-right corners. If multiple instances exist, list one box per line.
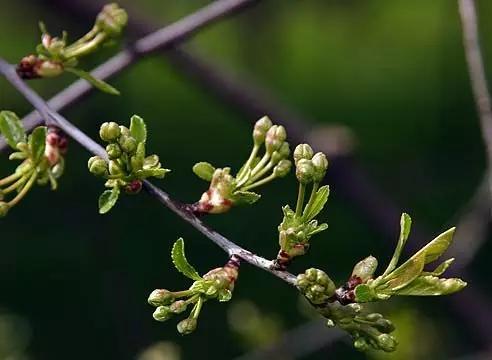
left=253, top=116, right=273, bottom=145
left=293, top=144, right=313, bottom=164
left=296, top=268, right=335, bottom=304
left=170, top=300, right=188, bottom=314
left=118, top=135, right=137, bottom=154
left=109, top=160, right=124, bottom=176
left=265, top=125, right=287, bottom=154
left=130, top=155, right=143, bottom=171
left=295, top=158, right=315, bottom=184
left=99, top=122, right=121, bottom=142
left=96, top=3, right=128, bottom=37
left=88, top=156, right=108, bottom=176
left=36, top=60, right=63, bottom=78
left=0, top=202, right=10, bottom=217
left=311, top=152, right=328, bottom=182
left=351, top=256, right=378, bottom=282
left=119, top=125, right=131, bottom=137
left=153, top=306, right=171, bottom=322
left=273, top=159, right=292, bottom=178
left=106, top=143, right=121, bottom=159
left=148, top=289, right=175, bottom=306
left=177, top=318, right=198, bottom=335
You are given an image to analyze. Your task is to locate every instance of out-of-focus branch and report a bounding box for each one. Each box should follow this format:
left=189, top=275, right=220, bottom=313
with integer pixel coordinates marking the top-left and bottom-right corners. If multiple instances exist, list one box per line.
left=0, top=0, right=261, bottom=152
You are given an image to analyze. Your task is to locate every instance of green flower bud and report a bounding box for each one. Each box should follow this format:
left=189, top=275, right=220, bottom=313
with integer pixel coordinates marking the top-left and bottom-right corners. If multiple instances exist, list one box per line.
left=253, top=116, right=273, bottom=145
left=143, top=155, right=160, bottom=170
left=88, top=156, right=108, bottom=176
left=153, top=306, right=171, bottom=322
left=354, top=338, right=369, bottom=351
left=311, top=152, right=328, bottom=182
left=365, top=313, right=383, bottom=322
left=177, top=318, right=198, bottom=335
left=118, top=135, right=137, bottom=154
left=351, top=256, right=378, bottom=283
left=99, top=122, right=121, bottom=142
left=36, top=60, right=63, bottom=78
left=0, top=201, right=10, bottom=217
left=374, top=318, right=396, bottom=333
left=106, top=143, right=122, bottom=159
left=119, top=125, right=131, bottom=137
left=271, top=142, right=290, bottom=164
left=273, top=159, right=292, bottom=178
left=295, top=159, right=315, bottom=184
left=96, top=3, right=128, bottom=37
left=148, top=289, right=174, bottom=306
left=170, top=300, right=188, bottom=314
left=377, top=333, right=398, bottom=352
left=265, top=125, right=287, bottom=154
left=296, top=268, right=335, bottom=304
left=293, top=144, right=313, bottom=164
left=109, top=160, right=124, bottom=176
left=130, top=155, right=143, bottom=171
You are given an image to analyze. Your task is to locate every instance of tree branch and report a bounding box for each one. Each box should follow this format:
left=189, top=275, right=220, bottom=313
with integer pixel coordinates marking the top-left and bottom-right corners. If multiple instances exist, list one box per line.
left=0, top=0, right=261, bottom=152
left=0, top=57, right=297, bottom=286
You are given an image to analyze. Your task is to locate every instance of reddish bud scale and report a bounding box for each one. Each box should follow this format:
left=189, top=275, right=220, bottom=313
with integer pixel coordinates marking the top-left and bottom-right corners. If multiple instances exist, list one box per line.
left=196, top=190, right=233, bottom=214
left=124, top=179, right=142, bottom=194
left=333, top=276, right=363, bottom=305
left=16, top=55, right=40, bottom=79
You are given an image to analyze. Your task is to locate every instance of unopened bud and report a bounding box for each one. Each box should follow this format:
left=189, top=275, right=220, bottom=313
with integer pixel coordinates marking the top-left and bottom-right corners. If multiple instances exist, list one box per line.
left=99, top=122, right=121, bottom=142
left=88, top=156, right=108, bottom=176
left=293, top=144, right=313, bottom=164
left=265, top=125, right=287, bottom=154
left=106, top=143, right=121, bottom=159
left=296, top=268, right=335, bottom=304
left=377, top=334, right=398, bottom=352
left=273, top=159, right=292, bottom=178
left=177, top=318, right=198, bottom=335
left=119, top=125, right=131, bottom=137
left=109, top=160, right=124, bottom=176
left=374, top=318, right=395, bottom=333
left=153, top=306, right=171, bottom=322
left=311, top=152, right=328, bottom=182
left=253, top=116, right=273, bottom=145
left=170, top=300, right=188, bottom=314
left=36, top=60, right=64, bottom=77
left=118, top=135, right=137, bottom=154
left=0, top=202, right=10, bottom=217
left=148, top=289, right=174, bottom=306
left=351, top=256, right=378, bottom=283
left=271, top=142, right=290, bottom=164
left=130, top=155, right=143, bottom=171
left=295, top=159, right=315, bottom=184
left=96, top=3, right=128, bottom=37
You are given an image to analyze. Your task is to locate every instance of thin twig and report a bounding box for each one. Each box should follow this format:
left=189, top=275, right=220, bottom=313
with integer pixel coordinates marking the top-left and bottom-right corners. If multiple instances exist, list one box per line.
left=0, top=0, right=260, bottom=152
left=0, top=57, right=297, bottom=286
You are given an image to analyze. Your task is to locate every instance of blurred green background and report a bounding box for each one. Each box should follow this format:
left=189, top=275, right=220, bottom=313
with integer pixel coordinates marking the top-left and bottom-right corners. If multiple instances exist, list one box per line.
left=1, top=0, right=492, bottom=359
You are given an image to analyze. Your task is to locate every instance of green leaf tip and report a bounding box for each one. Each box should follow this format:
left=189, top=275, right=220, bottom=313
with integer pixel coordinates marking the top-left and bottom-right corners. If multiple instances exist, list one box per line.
left=98, top=186, right=120, bottom=214
left=65, top=67, right=120, bottom=95
left=29, top=126, right=47, bottom=164
left=192, top=162, right=216, bottom=181
left=171, top=238, right=202, bottom=281
left=0, top=111, right=26, bottom=150
left=130, top=115, right=147, bottom=143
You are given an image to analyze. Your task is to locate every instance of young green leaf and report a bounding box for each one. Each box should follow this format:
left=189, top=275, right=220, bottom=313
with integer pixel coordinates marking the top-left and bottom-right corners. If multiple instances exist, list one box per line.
left=29, top=126, right=47, bottom=164
left=65, top=67, right=120, bottom=95
left=171, top=238, right=202, bottom=281
left=354, top=284, right=377, bottom=302
left=217, top=289, right=232, bottom=302
left=393, top=275, right=467, bottom=296
left=422, top=258, right=455, bottom=277
left=232, top=190, right=261, bottom=205
left=135, top=168, right=170, bottom=179
left=130, top=115, right=147, bottom=143
left=382, top=213, right=412, bottom=277
left=192, top=162, right=216, bottom=182
left=377, top=252, right=426, bottom=293
left=412, top=227, right=456, bottom=265
left=98, top=186, right=120, bottom=214
left=302, top=185, right=330, bottom=222
left=0, top=111, right=26, bottom=149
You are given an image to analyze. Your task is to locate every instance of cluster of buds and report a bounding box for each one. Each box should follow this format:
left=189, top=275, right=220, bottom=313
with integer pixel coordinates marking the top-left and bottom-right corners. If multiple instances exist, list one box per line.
left=296, top=268, right=397, bottom=352
left=16, top=3, right=127, bottom=94
left=149, top=239, right=240, bottom=334
left=191, top=116, right=292, bottom=214
left=88, top=115, right=169, bottom=214
left=0, top=112, right=66, bottom=217
left=274, top=144, right=329, bottom=269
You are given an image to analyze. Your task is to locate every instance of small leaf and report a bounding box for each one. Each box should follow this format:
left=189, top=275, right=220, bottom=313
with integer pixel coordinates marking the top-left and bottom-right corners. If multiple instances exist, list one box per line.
left=217, top=289, right=232, bottom=302
left=130, top=115, right=147, bottom=143
left=414, top=227, right=456, bottom=265
left=65, top=68, right=120, bottom=95
left=382, top=213, right=412, bottom=277
left=171, top=238, right=202, bottom=281
left=306, top=222, right=328, bottom=236
left=29, top=126, right=47, bottom=164
left=143, top=155, right=160, bottom=169
left=135, top=168, right=170, bottom=179
left=354, top=284, right=377, bottom=302
left=378, top=252, right=426, bottom=292
left=302, top=185, right=330, bottom=221
left=193, top=162, right=216, bottom=181
left=0, top=111, right=26, bottom=149
left=98, top=186, right=120, bottom=214
left=232, top=190, right=261, bottom=205
left=422, top=258, right=455, bottom=276
left=394, top=275, right=467, bottom=296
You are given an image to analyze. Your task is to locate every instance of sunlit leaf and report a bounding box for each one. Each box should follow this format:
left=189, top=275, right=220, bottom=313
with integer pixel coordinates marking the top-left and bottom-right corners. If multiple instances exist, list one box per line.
left=65, top=67, right=120, bottom=95
left=302, top=185, right=329, bottom=221
left=382, top=213, right=412, bottom=276
left=98, top=186, right=120, bottom=214
left=378, top=252, right=425, bottom=292
left=0, top=111, right=26, bottom=149
left=232, top=190, right=261, bottom=205
left=422, top=258, right=455, bottom=276
left=171, top=238, right=202, bottom=281
left=130, top=115, right=147, bottom=143
left=394, top=275, right=467, bottom=296
left=192, top=162, right=216, bottom=181
left=29, top=126, right=46, bottom=164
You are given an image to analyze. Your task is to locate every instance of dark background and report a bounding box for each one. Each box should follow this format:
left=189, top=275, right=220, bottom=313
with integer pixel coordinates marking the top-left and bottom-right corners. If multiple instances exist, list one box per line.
left=1, top=0, right=492, bottom=359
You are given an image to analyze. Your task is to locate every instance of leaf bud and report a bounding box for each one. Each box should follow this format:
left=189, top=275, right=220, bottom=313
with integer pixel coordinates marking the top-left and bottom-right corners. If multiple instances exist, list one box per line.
left=311, top=152, right=328, bottom=182
left=0, top=201, right=10, bottom=217
left=295, top=158, right=315, bottom=184
left=253, top=116, right=273, bottom=145
left=351, top=256, right=378, bottom=283
left=99, top=122, right=121, bottom=142
left=293, top=144, right=313, bottom=164
left=88, top=156, right=108, bottom=176
left=148, top=289, right=174, bottom=306
left=96, top=3, right=128, bottom=37
left=153, top=306, right=171, bottom=322
left=273, top=159, right=292, bottom=178
left=265, top=125, right=287, bottom=154
left=118, top=135, right=137, bottom=154
left=177, top=318, right=198, bottom=335
left=106, top=143, right=122, bottom=159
